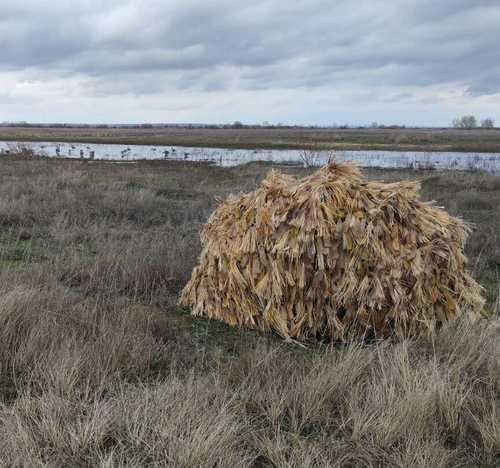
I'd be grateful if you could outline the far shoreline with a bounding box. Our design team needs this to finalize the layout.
[1,126,500,153]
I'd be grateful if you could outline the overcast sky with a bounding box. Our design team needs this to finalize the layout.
[1,0,499,126]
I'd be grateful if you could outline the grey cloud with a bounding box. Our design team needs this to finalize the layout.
[0,0,499,105]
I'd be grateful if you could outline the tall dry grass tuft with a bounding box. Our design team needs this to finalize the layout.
[0,294,498,466]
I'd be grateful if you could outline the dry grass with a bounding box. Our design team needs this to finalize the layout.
[0,156,498,466]
[2,126,500,152]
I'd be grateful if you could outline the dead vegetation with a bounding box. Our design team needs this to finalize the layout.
[2,125,500,152]
[0,156,498,466]
[181,162,484,340]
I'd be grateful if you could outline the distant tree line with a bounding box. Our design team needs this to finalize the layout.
[0,121,406,130]
[452,115,495,129]
[1,120,496,130]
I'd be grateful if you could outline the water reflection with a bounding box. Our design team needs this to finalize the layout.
[1,141,499,173]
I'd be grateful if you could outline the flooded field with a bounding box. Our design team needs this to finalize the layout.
[1,140,500,173]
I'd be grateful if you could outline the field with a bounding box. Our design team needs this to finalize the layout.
[0,154,499,466]
[2,126,500,153]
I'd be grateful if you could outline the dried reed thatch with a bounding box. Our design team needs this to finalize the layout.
[180,161,484,341]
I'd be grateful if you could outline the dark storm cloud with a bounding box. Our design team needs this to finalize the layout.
[1,0,499,98]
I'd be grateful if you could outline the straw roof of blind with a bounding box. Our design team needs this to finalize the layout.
[180,162,484,341]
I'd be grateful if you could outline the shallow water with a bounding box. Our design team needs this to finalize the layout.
[1,140,500,173]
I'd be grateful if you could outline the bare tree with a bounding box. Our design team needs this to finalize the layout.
[481,118,495,129]
[299,149,324,168]
[452,115,478,129]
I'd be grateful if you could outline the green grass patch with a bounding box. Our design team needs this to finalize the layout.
[0,232,32,271]
[125,177,146,191]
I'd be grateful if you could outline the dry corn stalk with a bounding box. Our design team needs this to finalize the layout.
[180,161,484,341]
